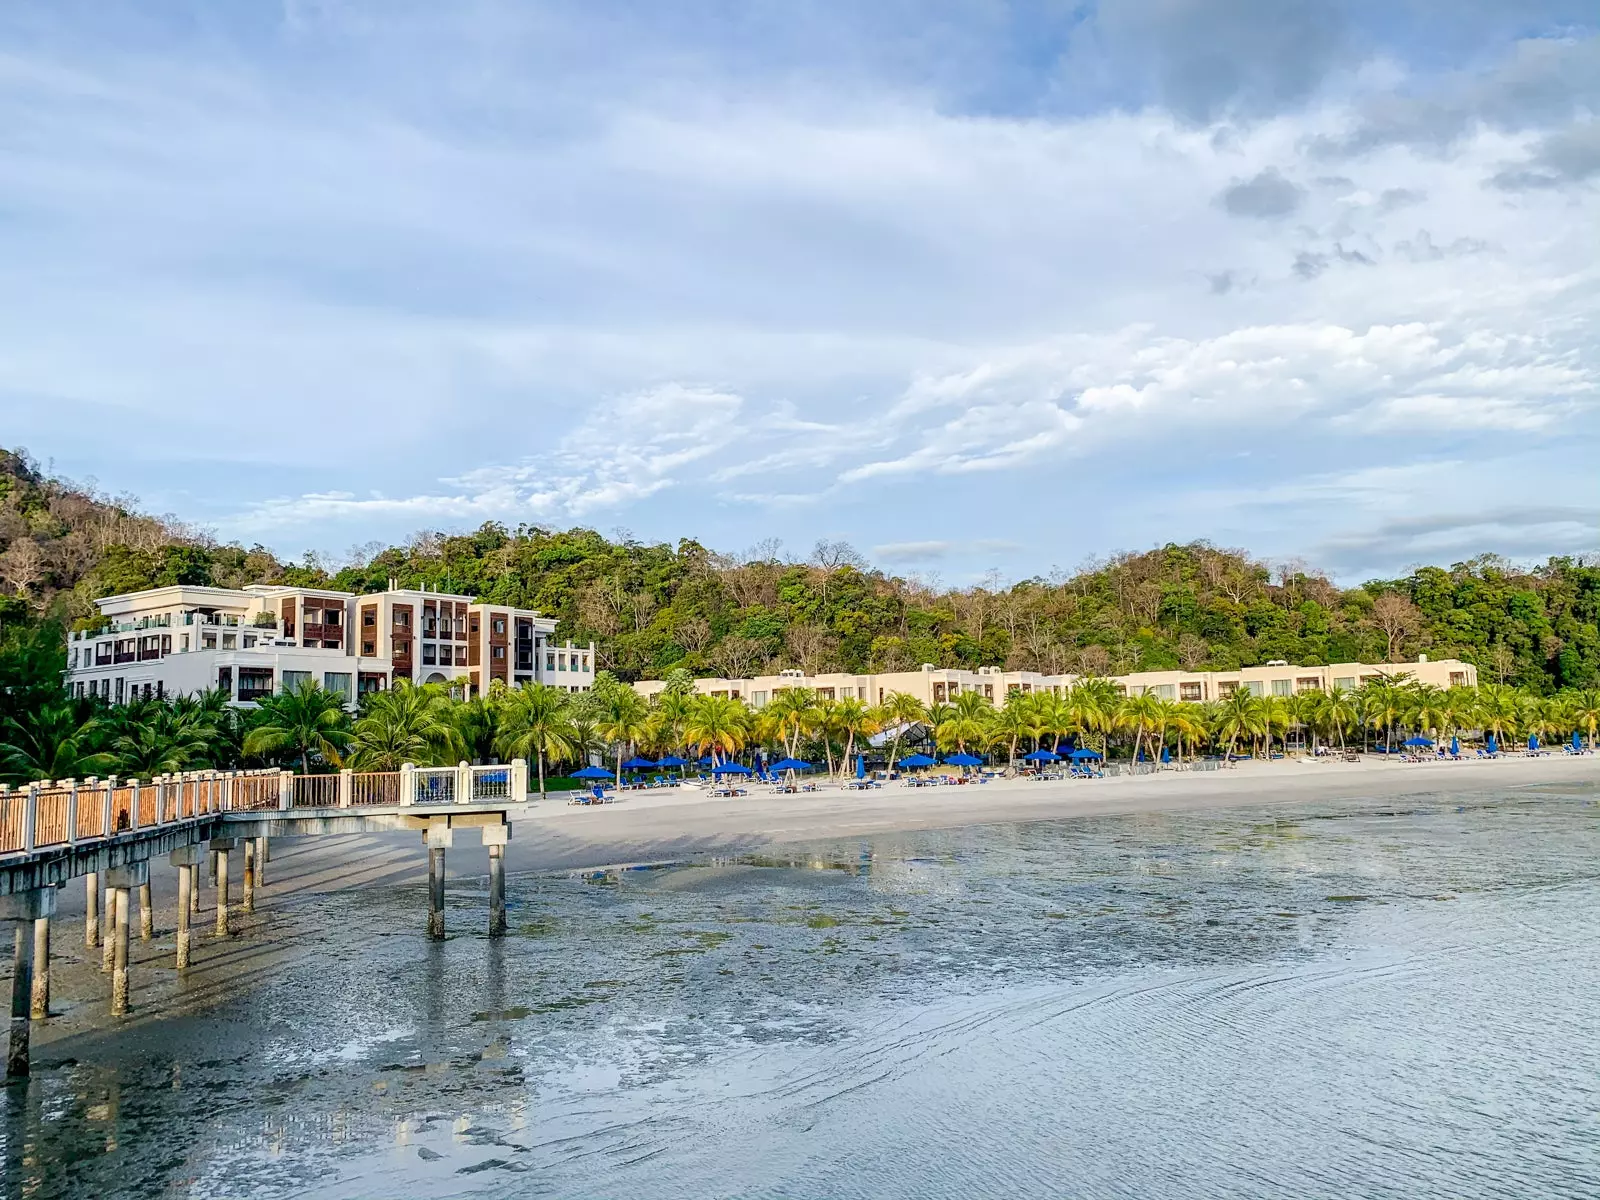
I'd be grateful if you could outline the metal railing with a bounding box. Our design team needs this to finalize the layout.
[351,772,401,807]
[292,774,339,808]
[413,768,456,805]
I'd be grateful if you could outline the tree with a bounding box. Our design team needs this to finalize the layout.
[110,703,216,777]
[348,682,459,770]
[242,680,352,773]
[0,704,111,783]
[877,691,927,770]
[765,687,819,759]
[598,687,651,786]
[1371,593,1423,662]
[1214,688,1264,762]
[1118,690,1165,764]
[683,694,748,765]
[1569,688,1600,752]
[495,684,576,794]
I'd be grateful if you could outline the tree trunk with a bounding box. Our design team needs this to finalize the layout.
[537,749,546,795]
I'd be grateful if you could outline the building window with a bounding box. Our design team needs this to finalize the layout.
[1154,684,1175,700]
[1333,677,1356,690]
[244,635,256,649]
[362,609,376,627]
[752,691,768,706]
[283,670,313,692]
[1180,682,1203,702]
[361,640,376,656]
[1449,672,1467,688]
[1296,677,1322,693]
[323,672,352,701]
[581,653,590,671]
[396,610,410,627]
[222,634,236,650]
[492,646,505,660]
[422,646,437,666]
[545,652,556,671]
[492,618,506,635]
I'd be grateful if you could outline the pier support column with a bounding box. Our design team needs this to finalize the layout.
[170,845,204,971]
[255,836,269,887]
[101,887,114,974]
[242,839,255,914]
[105,863,146,1019]
[85,871,100,949]
[190,862,201,915]
[139,882,154,941]
[211,839,235,937]
[30,918,49,1020]
[424,823,452,941]
[3,889,53,1079]
[482,822,510,937]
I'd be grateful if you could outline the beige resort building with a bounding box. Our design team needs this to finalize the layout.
[67,583,596,706]
[633,656,1477,709]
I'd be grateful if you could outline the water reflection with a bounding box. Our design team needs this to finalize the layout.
[4,790,1599,1198]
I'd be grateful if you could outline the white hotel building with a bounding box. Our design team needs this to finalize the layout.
[66,583,596,706]
[634,656,1477,709]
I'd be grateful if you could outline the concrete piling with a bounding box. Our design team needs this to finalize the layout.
[170,845,205,970]
[3,889,54,1078]
[212,840,234,937]
[255,836,269,886]
[101,889,114,973]
[30,917,49,1020]
[8,924,31,1079]
[111,889,130,1016]
[428,848,446,940]
[242,839,256,914]
[483,822,510,937]
[139,881,154,941]
[85,871,100,948]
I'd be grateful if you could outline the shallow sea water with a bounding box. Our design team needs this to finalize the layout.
[5,786,1599,1198]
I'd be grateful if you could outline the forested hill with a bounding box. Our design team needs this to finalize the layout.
[2,448,1597,693]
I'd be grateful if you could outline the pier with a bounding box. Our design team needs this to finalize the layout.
[1,760,529,1078]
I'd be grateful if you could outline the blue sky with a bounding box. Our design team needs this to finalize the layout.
[3,1,1597,584]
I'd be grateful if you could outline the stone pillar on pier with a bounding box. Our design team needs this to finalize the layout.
[31,916,49,1019]
[170,844,206,970]
[211,839,235,937]
[3,888,54,1079]
[85,871,100,948]
[139,881,154,941]
[101,885,114,973]
[425,823,452,940]
[242,838,256,913]
[105,862,147,1018]
[254,836,269,886]
[483,822,510,937]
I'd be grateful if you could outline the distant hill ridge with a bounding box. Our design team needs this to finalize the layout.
[2,447,1596,693]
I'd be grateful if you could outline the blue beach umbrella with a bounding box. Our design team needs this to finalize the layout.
[1069,749,1103,761]
[655,755,688,768]
[1021,749,1059,762]
[898,753,937,768]
[1160,745,1171,764]
[943,752,983,767]
[621,756,656,770]
[1487,734,1498,755]
[1528,734,1539,752]
[1403,736,1433,747]
[856,755,867,779]
[770,757,812,771]
[1574,732,1583,752]
[571,765,611,780]
[713,762,753,775]
[1451,737,1460,756]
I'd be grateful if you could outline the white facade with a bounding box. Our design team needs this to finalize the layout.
[66,583,597,706]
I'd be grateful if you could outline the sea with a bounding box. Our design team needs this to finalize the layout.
[4,783,1598,1198]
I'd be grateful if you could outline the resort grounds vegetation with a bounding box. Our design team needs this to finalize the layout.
[3,645,1597,787]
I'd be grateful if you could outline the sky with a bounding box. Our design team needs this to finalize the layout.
[2,0,1597,585]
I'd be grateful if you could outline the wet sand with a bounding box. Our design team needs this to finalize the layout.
[18,752,1597,1058]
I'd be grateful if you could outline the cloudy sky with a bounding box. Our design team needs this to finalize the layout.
[3,1,1597,584]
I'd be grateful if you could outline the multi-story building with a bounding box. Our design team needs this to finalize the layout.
[66,583,596,706]
[632,655,1477,709]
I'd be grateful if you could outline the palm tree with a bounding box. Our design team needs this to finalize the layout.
[494,683,576,795]
[451,690,502,764]
[1569,687,1600,751]
[1118,690,1165,764]
[683,694,749,766]
[991,695,1032,769]
[598,687,652,786]
[814,698,843,778]
[935,691,993,756]
[1475,682,1522,748]
[877,691,928,771]
[1214,687,1264,762]
[834,696,881,779]
[1066,679,1118,755]
[112,705,216,778]
[1362,680,1408,753]
[0,704,113,783]
[765,687,820,759]
[242,679,352,774]
[1324,686,1358,751]
[1408,684,1448,746]
[348,682,460,770]
[1167,702,1209,763]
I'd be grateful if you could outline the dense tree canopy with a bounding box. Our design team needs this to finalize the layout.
[3,447,1598,694]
